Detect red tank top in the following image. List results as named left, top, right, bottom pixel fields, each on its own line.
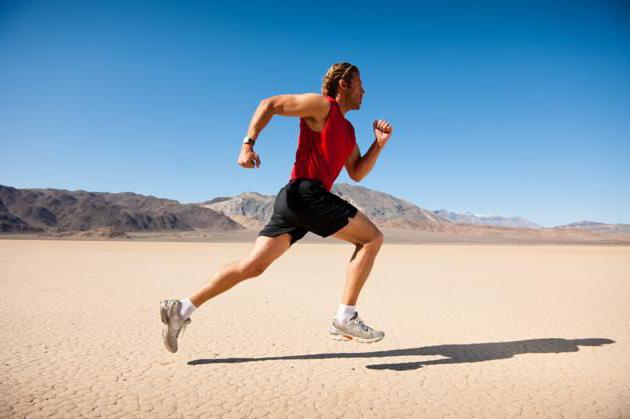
left=289, top=96, right=357, bottom=192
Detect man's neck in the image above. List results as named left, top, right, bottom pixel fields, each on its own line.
left=335, top=96, right=351, bottom=116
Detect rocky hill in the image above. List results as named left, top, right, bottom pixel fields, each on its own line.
left=332, top=183, right=446, bottom=230
left=201, top=192, right=275, bottom=230
left=0, top=185, right=243, bottom=233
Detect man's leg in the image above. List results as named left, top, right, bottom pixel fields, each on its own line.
left=332, top=210, right=384, bottom=306
left=189, top=233, right=293, bottom=307
left=161, top=233, right=293, bottom=353
left=327, top=210, right=385, bottom=343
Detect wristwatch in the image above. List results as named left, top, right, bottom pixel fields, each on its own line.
left=242, top=136, right=256, bottom=146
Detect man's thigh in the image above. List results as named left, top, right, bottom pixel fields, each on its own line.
left=331, top=210, right=382, bottom=246
left=242, top=233, right=292, bottom=270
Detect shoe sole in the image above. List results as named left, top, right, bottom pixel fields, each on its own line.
left=328, top=328, right=384, bottom=343
left=160, top=300, right=177, bottom=353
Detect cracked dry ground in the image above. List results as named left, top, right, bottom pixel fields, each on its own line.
left=1, top=240, right=629, bottom=418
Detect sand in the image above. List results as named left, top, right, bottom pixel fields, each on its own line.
left=1, top=239, right=629, bottom=418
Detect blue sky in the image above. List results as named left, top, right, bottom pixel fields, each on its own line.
left=1, top=1, right=629, bottom=227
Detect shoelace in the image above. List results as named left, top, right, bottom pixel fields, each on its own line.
left=349, top=313, right=372, bottom=333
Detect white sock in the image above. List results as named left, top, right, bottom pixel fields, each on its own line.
left=335, top=304, right=356, bottom=322
left=179, top=298, right=196, bottom=320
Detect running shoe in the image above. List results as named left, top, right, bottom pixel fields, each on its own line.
left=160, top=299, right=191, bottom=353
left=329, top=312, right=385, bottom=343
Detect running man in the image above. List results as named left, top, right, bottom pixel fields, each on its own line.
left=161, top=62, right=393, bottom=352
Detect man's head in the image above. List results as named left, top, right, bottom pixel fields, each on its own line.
left=321, top=62, right=365, bottom=111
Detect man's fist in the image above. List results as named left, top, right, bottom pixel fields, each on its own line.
left=237, top=145, right=261, bottom=169
left=373, top=119, right=393, bottom=147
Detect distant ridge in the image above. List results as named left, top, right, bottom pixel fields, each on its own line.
left=433, top=209, right=541, bottom=229
left=555, top=221, right=630, bottom=235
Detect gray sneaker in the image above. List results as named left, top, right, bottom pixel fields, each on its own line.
left=160, top=299, right=191, bottom=353
left=329, top=312, right=385, bottom=343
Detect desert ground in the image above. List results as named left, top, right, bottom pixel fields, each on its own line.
left=1, top=239, right=629, bottom=418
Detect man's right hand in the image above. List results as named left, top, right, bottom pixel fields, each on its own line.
left=237, top=145, right=261, bottom=169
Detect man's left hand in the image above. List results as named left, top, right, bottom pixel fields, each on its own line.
left=373, top=119, right=393, bottom=147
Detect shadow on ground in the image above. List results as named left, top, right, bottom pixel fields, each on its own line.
left=188, top=338, right=614, bottom=371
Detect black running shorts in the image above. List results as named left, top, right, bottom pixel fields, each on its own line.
left=258, top=179, right=359, bottom=245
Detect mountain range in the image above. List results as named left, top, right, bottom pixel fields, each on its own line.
left=1, top=183, right=628, bottom=243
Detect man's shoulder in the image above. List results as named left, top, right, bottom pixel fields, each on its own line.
left=299, top=93, right=331, bottom=103
left=302, top=93, right=333, bottom=114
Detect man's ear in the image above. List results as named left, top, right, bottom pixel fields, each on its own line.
left=338, top=78, right=349, bottom=91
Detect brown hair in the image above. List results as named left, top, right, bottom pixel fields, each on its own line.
left=321, top=62, right=359, bottom=98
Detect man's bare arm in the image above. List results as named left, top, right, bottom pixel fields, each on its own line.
left=344, top=142, right=385, bottom=182
left=238, top=93, right=330, bottom=169
left=345, top=120, right=393, bottom=181
left=245, top=93, right=330, bottom=140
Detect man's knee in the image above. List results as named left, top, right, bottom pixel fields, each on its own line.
left=370, top=229, right=384, bottom=249
left=360, top=228, right=383, bottom=249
